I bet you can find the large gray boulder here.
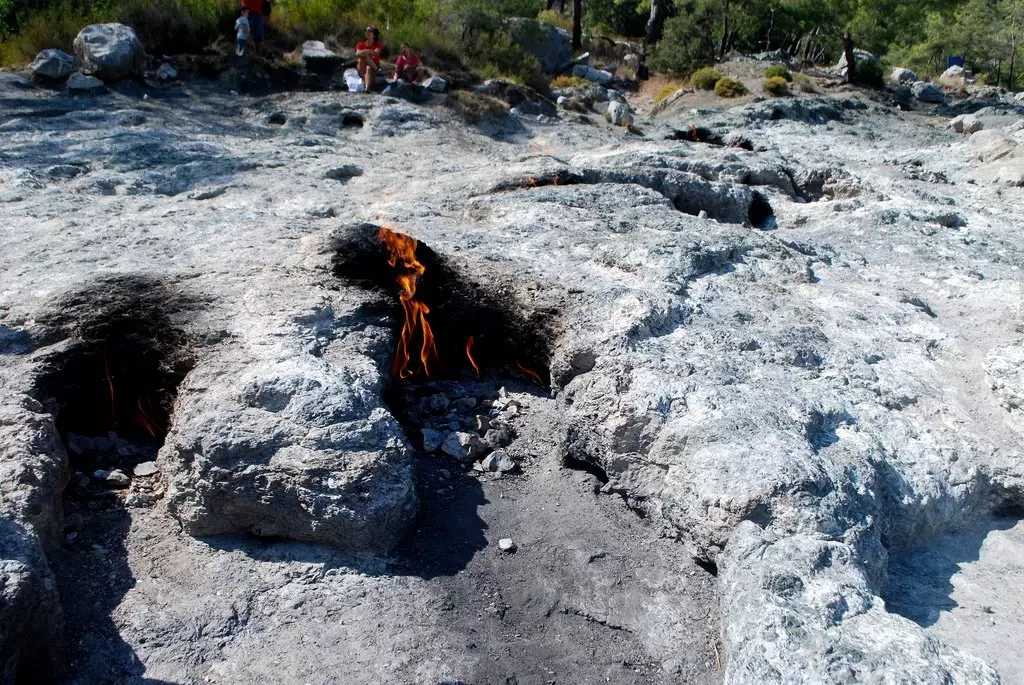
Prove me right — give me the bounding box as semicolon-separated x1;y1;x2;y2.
160;294;418;551
73;23;146;81
912;80;945;103
29;49;76;80
300;40;341;75
834;49;877;79
504;18;572;73
890;66;917;84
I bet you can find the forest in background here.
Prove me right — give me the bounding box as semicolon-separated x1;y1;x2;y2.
0;0;1022;90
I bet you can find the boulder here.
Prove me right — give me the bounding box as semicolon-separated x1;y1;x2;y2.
890;67;917;84
993;164;1024;187
572;64;614;85
503;18;572;73
29;49;76;80
941;64;966;80
911;80;944;103
834;49;877;79
155;63;177;81
422;75;447;93
73;23;146;81
948;113;983;134
161;330;418;551
604;99;633;127
476;79;557;118
300;40;341;75
971;129;1018;162
67;71;104;91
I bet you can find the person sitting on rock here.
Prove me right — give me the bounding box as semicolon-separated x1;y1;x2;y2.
392;43;423;83
355;25;383;91
235;7;250;56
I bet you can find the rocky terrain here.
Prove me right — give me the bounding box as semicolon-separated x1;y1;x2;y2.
1;45;1023;685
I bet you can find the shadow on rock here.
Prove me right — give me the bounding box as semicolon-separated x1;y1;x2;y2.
883;516;1020;627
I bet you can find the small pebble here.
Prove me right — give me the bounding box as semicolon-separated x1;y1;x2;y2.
133;461;158;477
106;469;130;487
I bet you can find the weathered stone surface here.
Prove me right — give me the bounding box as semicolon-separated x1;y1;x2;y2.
161;327;418;550
73;23;146;81
834;49;877;79
422;75;446;92
29;49;76;80
503;18;571;73
300;41;341;75
942;64;966;80
985;341;1024;410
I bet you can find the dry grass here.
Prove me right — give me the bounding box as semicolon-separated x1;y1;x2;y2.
551;74;587;89
445;90;509;122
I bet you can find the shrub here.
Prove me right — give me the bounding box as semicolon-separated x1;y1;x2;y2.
792;73;818;93
691;66;722;90
762;76;789;95
655;83;682;103
551;74;587;89
446;90;508;122
647;10;716;76
0;0;102;67
117;0;236;56
714;76;747;98
856;58;884;88
536;9;572;32
764;64;792;81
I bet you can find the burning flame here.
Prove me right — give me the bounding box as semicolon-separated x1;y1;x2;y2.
136;398;159;438
378;226;440;379
516;361;545;385
465;336;481;378
690;123;699;141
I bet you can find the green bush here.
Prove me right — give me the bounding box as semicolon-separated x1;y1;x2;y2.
714;76;747;98
763;64;792;81
655;82;683;103
792;73;819;93
856;58;884;87
117;0;235;56
536;9;571;32
762;75;789;95
690;66;722;90
0;0;102;66
647;9;716;77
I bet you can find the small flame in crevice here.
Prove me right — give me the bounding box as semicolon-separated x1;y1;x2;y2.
690;123;699;141
516;361;545;385
135;397;160;438
104;354;116;428
378;226;441;379
465;336;481;378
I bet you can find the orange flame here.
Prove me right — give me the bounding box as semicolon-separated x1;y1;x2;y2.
465;336;481;378
516;360;545;385
690;123;699;141
378;226;440;379
527;177;537;187
135;398;159;438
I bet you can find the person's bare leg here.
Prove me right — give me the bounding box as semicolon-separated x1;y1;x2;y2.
364;62;376;90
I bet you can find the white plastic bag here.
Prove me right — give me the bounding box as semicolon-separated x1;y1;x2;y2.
344;68;364;92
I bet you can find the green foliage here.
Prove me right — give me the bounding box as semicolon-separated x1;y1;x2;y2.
647;3;717;76
764;64;792;81
792;72;820;92
0;0;105;66
762;75;790;94
690;66;722;90
117;0;235;56
654;81;682;102
537;9;572;32
713;75;747;97
855;56;884;87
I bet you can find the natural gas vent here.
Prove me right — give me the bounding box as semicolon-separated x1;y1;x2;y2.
34;276;194;493
490;169;775;227
332;224;558;386
332;223;560;473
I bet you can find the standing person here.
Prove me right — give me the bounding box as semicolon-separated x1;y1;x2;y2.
241;0;266;55
355;25;383;91
392;43;423;83
235;7;250;56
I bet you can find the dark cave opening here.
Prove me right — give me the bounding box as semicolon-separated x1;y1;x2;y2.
27;276;195;682
748;191;775;229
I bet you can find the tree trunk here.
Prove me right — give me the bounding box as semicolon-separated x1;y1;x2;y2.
720;0;731;59
842;32;857;83
572;0;583;50
645;0;670;45
765;9;775;52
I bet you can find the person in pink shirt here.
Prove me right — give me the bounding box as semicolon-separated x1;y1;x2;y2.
393;43;423;83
